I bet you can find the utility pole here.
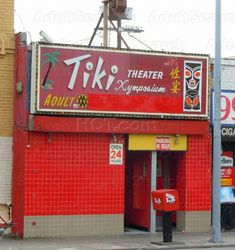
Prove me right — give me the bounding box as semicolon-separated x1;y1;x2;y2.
103;0;109;47
89;1;144;50
211;0;222;243
117;18;122;49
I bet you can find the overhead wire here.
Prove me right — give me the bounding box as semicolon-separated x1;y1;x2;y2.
14;9;32;44
127;32;153;51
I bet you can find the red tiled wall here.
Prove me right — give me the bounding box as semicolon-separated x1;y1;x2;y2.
177;134;211;211
12;128;26;237
25;132;125;216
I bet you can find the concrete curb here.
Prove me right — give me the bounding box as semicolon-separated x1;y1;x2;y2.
106;244;235;250
1;232;235;250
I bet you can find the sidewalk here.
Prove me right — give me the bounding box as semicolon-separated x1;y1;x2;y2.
0;231;235;250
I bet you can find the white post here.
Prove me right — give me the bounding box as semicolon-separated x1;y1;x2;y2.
103;0;109;47
211;0;222;243
150;151;157;233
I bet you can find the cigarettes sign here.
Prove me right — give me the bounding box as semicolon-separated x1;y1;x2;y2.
31;43;209;118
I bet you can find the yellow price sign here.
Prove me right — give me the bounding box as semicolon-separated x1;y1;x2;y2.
221;178;232;186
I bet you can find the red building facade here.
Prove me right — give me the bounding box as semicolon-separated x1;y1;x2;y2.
12;33;211;238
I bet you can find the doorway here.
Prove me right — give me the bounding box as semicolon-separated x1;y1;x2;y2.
155;152;178;229
124;151;178;231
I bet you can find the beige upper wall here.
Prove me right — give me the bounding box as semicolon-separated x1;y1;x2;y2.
0;0;15;137
0;0;14;32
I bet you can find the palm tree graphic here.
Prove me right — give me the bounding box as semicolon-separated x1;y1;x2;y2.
42;51;61;89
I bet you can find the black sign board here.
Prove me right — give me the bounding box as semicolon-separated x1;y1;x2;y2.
221;127;235;141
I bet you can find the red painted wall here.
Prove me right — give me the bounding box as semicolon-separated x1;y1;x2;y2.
24;132;125;216
12;33;28;237
177;134;211;211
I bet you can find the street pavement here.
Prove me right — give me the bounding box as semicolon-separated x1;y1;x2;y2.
1;230;235;250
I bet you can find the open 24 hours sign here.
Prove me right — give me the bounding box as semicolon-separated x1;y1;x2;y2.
31;43;209;118
109;143;123;165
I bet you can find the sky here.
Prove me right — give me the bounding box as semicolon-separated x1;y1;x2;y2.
14;0;235;57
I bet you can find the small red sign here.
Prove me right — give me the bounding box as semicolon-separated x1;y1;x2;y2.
221;168;233;178
156;137;170;151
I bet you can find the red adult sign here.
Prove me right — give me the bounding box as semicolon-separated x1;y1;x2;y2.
31;43;209;118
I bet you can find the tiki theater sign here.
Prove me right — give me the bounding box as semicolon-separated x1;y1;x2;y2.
31;43;209;118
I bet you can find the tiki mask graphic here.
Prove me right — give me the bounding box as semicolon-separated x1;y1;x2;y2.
183;61;202;112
